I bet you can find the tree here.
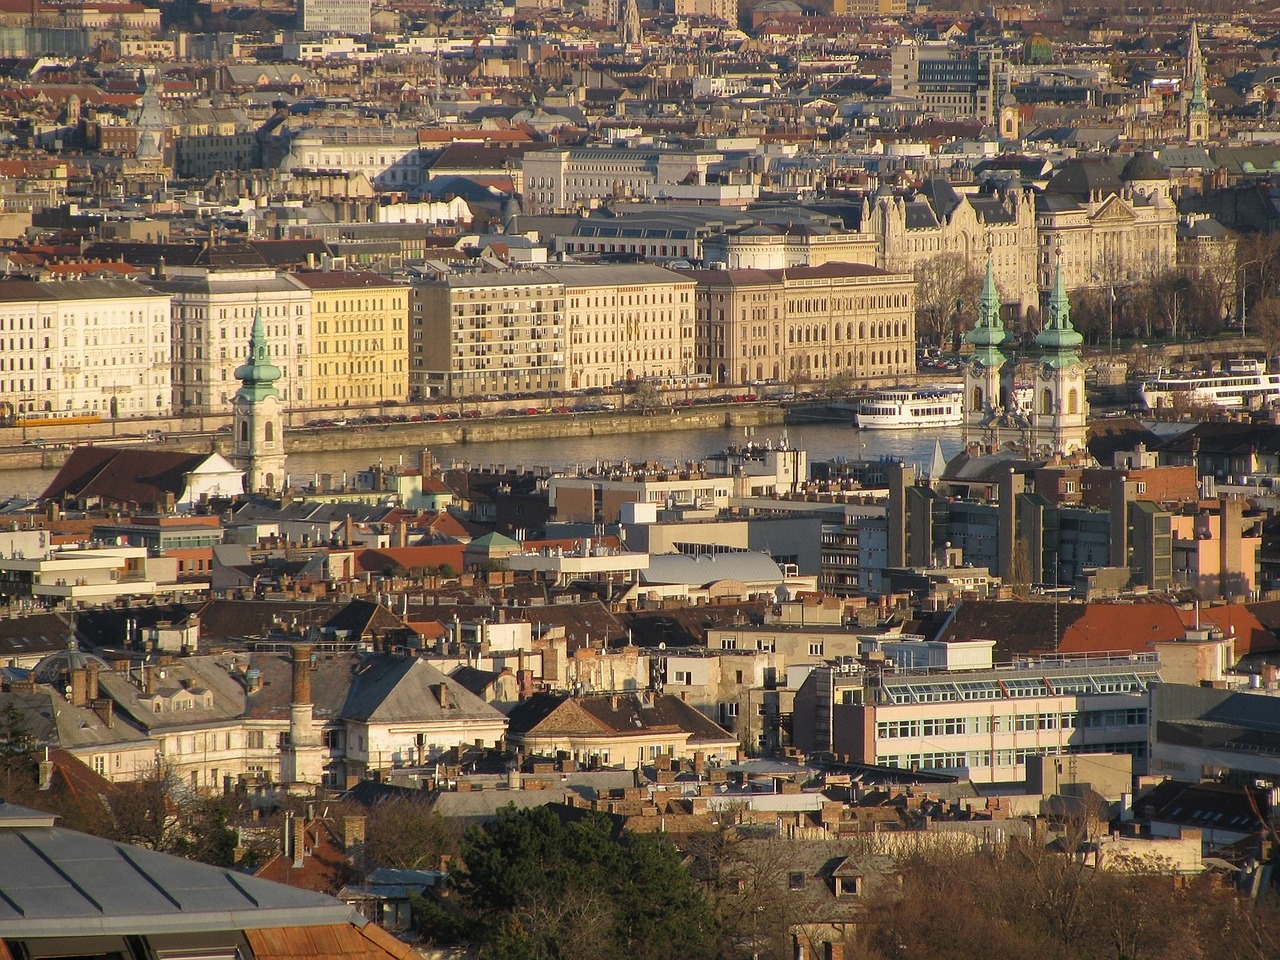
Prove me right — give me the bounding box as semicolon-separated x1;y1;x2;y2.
455;805;717;960
0;698;35;793
633;382;661;415
1253;297;1280;363
913;254;984;351
108;764;237;865
361;797;459;871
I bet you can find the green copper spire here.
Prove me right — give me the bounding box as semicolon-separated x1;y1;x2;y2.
1036;259;1083;368
965;258;1007;366
234;306;282;402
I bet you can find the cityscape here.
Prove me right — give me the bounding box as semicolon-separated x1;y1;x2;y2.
7;2;1280;959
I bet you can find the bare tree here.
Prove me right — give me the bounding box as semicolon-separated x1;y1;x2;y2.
913;254;984;352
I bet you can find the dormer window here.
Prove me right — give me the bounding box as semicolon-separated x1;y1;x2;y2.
835;876;862;897
789;872;805;891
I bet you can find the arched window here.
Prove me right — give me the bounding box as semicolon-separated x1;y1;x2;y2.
1068;388;1079;415
265;422;275;442
973;386;984;412
239;421;248;442
1041;388;1054;416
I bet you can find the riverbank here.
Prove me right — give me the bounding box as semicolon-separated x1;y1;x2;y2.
0;403;798;475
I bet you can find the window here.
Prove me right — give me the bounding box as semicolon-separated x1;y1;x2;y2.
247;730;265;750
789;872;806;890
808;642;824;657
92;755;105;775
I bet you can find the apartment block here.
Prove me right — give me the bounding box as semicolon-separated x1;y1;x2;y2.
686;263;915;386
149;266;312;414
0;277;172;420
545;264;695;391
294;270;408;407
412;271;565;398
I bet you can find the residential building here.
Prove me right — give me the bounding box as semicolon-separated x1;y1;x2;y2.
547;264;695;391
295;271;408;407
411;270;565;399
686;263;915;386
0;277;171;421
0;546;179;608
504;691;740;766
148;265;312;415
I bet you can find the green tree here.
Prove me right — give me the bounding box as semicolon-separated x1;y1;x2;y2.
456;805;717;960
0;698;35;793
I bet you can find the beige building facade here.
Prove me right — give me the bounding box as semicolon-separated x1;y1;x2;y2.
687;263;915;386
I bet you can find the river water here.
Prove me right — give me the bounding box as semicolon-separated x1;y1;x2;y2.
0;422;964;500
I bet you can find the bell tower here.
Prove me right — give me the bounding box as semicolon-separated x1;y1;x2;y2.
230;306;287;493
1033;256;1088;456
1185;21;1210;144
962;258;1012;449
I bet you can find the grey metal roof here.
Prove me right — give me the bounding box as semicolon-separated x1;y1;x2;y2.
0;801;355;936
641;551;784;587
340;654;505;724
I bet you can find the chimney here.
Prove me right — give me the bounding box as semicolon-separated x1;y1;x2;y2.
293;814;307;868
69;668;88;707
291;643;313;705
342;815;366;873
434;682;450;708
344;514;355;546
91;697;114;728
86;661;100;701
398;519;408;548
142;663;156;695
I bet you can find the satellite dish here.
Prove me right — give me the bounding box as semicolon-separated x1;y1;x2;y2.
658;642;666;650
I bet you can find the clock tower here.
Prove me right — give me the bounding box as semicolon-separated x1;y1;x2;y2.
1032;259;1088;456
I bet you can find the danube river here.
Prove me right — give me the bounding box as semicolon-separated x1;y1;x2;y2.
0;422;965;500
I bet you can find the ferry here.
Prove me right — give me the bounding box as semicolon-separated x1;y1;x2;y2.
1139;359;1280;411
856;388;964;430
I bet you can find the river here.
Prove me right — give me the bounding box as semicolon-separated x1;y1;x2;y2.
0;422;964;500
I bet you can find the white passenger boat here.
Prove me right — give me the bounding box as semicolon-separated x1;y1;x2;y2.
1139;359;1280;410
856;388;964;430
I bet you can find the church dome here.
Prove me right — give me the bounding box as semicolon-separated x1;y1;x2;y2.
1120;151;1168;182
1023;33;1053;65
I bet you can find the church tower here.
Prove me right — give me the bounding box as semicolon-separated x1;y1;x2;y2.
1033;259;1088;456
963;258;1013;449
1185;20;1210;144
230;306;287;493
618;0;641;45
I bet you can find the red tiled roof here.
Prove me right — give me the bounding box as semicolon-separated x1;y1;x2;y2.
41;447;213;507
354;544;465;574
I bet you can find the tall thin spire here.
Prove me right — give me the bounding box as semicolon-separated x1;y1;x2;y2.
1186;20;1207;110
1036;255;1083;368
965;257;1007;366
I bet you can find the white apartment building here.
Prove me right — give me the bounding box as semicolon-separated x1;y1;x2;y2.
806;645;1160;784
147;267;312;415
522;148;716;214
0;277;172;421
281;127;421;189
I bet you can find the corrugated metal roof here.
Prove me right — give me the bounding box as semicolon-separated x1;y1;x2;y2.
641;551;784;587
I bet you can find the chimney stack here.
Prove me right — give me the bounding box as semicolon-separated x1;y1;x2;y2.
292;815;307;868
343;815;366;873
291;643;313;706
86;661;100;701
69;667;88;707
